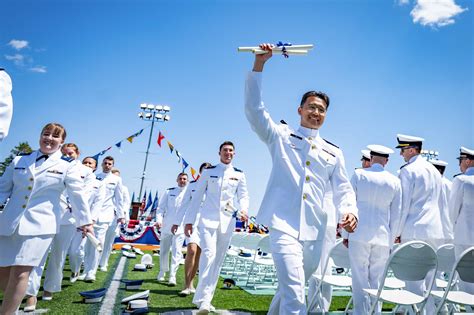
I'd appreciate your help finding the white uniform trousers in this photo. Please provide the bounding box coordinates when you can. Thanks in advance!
[402,238,441,315]
[349,241,389,315]
[159,232,186,279]
[268,229,323,315]
[68,229,86,274]
[41,224,76,293]
[26,247,50,296]
[307,226,337,312]
[455,244,474,295]
[192,227,233,307]
[99,220,119,269]
[84,222,108,277]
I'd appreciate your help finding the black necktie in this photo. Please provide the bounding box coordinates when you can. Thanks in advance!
[36,154,49,162]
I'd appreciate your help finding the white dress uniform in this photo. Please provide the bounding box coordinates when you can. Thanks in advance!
[92,172,124,278]
[449,165,474,294]
[0,69,13,142]
[156,185,187,282]
[348,158,402,315]
[175,179,203,246]
[245,71,357,314]
[307,186,338,313]
[69,174,106,274]
[430,159,454,243]
[184,162,249,309]
[100,184,130,270]
[0,150,92,267]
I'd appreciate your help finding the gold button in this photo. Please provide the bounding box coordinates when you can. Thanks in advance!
[27,186,32,190]
[29,178,34,181]
[306,161,311,166]
[22,205,26,209]
[305,176,310,182]
[24,196,28,200]
[308,137,313,141]
[303,193,307,200]
[311,145,316,150]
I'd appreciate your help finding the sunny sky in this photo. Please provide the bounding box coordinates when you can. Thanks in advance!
[1,0,472,215]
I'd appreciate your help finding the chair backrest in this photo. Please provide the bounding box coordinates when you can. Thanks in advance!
[239,233,265,251]
[331,240,351,269]
[389,241,437,281]
[455,247,474,284]
[436,244,456,273]
[257,235,271,254]
[230,232,247,248]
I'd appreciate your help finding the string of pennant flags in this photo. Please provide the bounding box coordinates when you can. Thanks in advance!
[91,127,200,181]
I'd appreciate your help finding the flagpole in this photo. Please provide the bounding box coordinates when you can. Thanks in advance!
[138,104,171,198]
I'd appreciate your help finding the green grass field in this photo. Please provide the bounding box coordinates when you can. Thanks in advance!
[1,250,384,314]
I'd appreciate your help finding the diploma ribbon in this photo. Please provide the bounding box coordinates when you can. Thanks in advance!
[276,41,292,58]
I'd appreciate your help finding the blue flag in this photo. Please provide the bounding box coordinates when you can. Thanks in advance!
[145,191,153,211]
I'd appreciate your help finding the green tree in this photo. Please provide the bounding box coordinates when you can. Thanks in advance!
[0,142,33,176]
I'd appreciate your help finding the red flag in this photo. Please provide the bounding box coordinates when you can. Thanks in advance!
[157,131,165,147]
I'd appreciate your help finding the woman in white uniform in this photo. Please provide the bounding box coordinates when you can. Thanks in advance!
[0,123,93,314]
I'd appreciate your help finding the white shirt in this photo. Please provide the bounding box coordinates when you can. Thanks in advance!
[156,185,187,235]
[349,163,402,246]
[121,185,131,221]
[88,175,106,222]
[184,163,249,234]
[0,150,92,236]
[245,71,358,241]
[0,69,13,142]
[96,172,124,223]
[397,154,444,241]
[439,176,453,241]
[449,167,474,246]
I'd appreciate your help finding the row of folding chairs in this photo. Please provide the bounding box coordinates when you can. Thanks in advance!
[221,232,278,289]
[309,239,474,314]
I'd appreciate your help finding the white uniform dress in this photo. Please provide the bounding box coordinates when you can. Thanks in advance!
[0,69,13,142]
[175,179,203,246]
[156,185,187,282]
[397,154,443,314]
[184,163,249,309]
[348,163,402,315]
[439,176,453,243]
[245,71,358,314]
[449,167,474,294]
[87,171,123,275]
[0,150,92,267]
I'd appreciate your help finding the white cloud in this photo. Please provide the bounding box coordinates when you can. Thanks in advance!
[398,0,410,5]
[5,54,25,66]
[30,65,47,73]
[8,39,29,50]
[410,0,467,27]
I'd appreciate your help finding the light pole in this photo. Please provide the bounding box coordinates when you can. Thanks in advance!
[137,103,171,199]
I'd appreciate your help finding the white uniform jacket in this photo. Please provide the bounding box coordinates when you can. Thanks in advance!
[439,176,453,241]
[245,71,358,241]
[449,167,474,246]
[0,150,92,236]
[396,155,443,241]
[184,163,249,234]
[60,162,96,225]
[95,172,124,223]
[156,185,187,235]
[121,185,131,221]
[174,180,202,227]
[349,163,402,246]
[0,69,13,141]
[88,175,106,222]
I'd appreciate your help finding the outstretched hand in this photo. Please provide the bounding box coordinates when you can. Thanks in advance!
[253,43,273,72]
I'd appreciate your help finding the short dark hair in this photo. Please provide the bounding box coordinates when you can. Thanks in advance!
[219,141,234,152]
[300,91,330,108]
[103,156,114,163]
[199,162,212,173]
[177,172,188,178]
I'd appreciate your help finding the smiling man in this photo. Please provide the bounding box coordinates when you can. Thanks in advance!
[245,43,358,314]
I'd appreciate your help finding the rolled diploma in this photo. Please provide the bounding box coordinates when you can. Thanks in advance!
[238,44,313,52]
[252,49,308,55]
[86,232,103,252]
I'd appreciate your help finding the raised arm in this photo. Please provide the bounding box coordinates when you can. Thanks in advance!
[0,70,13,141]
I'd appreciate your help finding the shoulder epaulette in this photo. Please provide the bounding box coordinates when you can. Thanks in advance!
[453,173,462,178]
[96,176,104,181]
[400,163,409,170]
[323,139,339,148]
[18,151,32,156]
[61,156,74,162]
[190,180,197,183]
[280,120,287,125]
[207,165,217,169]
[167,187,176,190]
[233,167,243,173]
[0,68,5,71]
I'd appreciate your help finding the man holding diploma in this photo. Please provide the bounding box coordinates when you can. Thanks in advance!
[245,43,358,314]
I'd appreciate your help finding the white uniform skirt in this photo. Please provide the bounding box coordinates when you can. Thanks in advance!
[0,229,54,267]
[185,215,201,246]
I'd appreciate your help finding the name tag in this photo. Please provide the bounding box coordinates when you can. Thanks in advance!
[47,170,63,175]
[210,175,219,178]
[229,177,239,181]
[14,167,26,170]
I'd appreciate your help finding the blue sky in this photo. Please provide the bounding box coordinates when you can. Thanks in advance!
[1,0,472,215]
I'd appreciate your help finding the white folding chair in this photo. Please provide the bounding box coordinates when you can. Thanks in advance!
[308,239,353,313]
[221,232,248,275]
[435,243,457,289]
[364,241,438,315]
[228,233,265,280]
[432,246,474,314]
[245,235,277,289]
